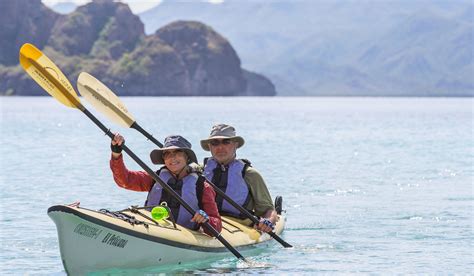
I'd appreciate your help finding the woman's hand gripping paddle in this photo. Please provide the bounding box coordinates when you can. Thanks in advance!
[76,71,293,248]
[19,43,247,262]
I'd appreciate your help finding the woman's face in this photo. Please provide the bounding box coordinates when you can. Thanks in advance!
[163,149,188,174]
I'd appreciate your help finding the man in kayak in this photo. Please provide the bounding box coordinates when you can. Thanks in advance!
[110,134,222,234]
[200,124,276,233]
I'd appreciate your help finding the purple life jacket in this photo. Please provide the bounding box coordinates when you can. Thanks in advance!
[203,158,251,217]
[145,168,200,230]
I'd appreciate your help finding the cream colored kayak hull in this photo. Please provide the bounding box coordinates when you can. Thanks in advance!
[48,205,286,274]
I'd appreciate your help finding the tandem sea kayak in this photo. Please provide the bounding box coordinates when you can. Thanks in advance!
[48,204,286,274]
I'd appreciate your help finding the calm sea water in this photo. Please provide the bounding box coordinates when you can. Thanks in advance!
[1,97,473,274]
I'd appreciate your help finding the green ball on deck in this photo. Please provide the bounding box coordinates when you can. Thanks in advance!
[151,206,169,221]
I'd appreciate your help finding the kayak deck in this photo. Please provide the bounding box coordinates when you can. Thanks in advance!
[48,204,286,274]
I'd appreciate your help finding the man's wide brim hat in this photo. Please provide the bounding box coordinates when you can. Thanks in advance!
[150,135,198,165]
[200,123,245,151]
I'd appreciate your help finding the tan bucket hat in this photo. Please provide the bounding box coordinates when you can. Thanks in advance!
[200,123,245,151]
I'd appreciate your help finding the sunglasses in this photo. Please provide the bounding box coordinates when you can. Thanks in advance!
[209,139,233,146]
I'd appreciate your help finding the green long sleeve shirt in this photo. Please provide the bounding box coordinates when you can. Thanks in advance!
[243,167,275,217]
[194,162,275,217]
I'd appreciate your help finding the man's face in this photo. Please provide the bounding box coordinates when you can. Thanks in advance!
[209,138,237,165]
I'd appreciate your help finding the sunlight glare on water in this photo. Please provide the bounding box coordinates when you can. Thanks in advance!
[1,96,472,274]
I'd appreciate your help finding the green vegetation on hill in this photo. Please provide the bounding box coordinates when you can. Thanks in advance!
[0,0,275,96]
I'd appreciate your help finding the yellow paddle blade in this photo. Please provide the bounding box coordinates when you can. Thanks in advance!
[19,43,82,110]
[77,72,135,128]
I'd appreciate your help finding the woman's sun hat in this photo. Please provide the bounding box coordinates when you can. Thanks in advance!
[150,135,198,164]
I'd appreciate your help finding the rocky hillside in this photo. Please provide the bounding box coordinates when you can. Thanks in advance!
[0,0,59,66]
[0,0,275,96]
[141,0,473,96]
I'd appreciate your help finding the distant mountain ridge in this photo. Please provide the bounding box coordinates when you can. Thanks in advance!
[0,0,275,96]
[140,0,473,96]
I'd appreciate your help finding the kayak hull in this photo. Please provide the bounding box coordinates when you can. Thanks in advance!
[47,205,286,274]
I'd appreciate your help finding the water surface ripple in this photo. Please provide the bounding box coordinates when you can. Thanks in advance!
[1,97,472,274]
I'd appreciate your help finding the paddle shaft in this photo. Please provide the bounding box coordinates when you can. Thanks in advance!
[131,122,163,148]
[20,44,245,260]
[81,108,246,261]
[131,123,293,248]
[206,178,292,247]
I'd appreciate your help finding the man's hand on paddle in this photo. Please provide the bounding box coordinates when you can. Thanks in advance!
[255,218,275,233]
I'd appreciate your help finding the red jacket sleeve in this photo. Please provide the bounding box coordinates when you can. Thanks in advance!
[201,181,222,234]
[110,154,154,192]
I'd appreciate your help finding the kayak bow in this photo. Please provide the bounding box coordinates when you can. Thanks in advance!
[48,204,286,274]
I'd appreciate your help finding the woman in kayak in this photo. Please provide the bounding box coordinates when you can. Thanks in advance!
[110,133,222,234]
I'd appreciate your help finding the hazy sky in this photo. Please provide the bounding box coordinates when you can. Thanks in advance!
[43,0,224,14]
